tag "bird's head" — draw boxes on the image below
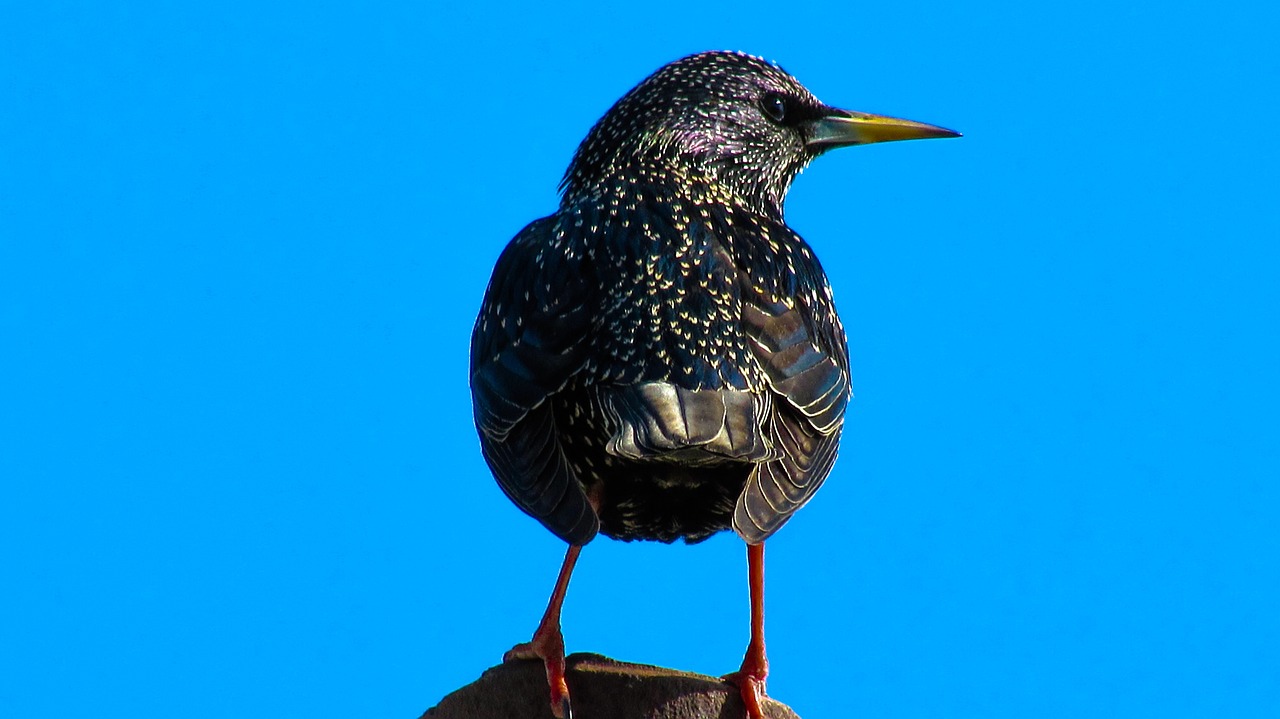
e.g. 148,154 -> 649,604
561,51 -> 959,217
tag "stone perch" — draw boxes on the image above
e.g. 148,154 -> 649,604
422,653 -> 801,719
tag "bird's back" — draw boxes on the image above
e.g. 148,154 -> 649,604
471,173 -> 849,545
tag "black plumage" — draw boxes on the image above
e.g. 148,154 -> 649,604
473,52 -> 856,546
468,51 -> 957,718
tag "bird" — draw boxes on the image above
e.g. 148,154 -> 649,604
470,50 -> 958,719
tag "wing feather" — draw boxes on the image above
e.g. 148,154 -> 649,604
732,218 -> 851,542
470,217 -> 599,544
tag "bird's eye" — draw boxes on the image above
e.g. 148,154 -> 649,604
760,93 -> 788,123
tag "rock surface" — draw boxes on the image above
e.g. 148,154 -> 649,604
421,653 -> 800,719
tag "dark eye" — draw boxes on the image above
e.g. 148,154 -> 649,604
760,92 -> 788,123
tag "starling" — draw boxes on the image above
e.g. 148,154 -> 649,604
470,51 -> 957,718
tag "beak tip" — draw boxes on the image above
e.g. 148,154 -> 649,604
922,124 -> 962,140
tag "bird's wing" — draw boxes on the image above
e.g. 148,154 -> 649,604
733,223 -> 851,543
470,216 -> 599,544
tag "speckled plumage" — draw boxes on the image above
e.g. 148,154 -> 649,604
471,52 -> 929,547
469,51 -> 958,719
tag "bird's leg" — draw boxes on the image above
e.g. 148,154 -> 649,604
504,543 -> 583,719
723,541 -> 769,719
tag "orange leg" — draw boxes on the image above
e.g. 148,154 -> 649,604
723,541 -> 769,719
504,544 -> 582,719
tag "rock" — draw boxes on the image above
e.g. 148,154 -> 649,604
422,653 -> 800,719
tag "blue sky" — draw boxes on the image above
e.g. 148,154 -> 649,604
2,2 -> 1277,717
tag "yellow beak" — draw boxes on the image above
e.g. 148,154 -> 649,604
804,109 -> 961,149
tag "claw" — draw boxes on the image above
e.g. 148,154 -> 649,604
722,669 -> 767,719
503,643 -> 535,663
547,663 -> 570,719
505,638 -> 571,717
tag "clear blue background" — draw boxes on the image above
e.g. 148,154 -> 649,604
2,2 -> 1277,717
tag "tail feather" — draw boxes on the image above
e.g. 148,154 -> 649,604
605,382 -> 778,466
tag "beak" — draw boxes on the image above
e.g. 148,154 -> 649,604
804,108 -> 961,149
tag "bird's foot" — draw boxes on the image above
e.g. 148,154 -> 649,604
721,670 -> 767,719
504,629 -> 572,718
722,650 -> 769,719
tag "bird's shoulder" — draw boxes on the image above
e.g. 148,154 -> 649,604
470,214 -> 599,439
